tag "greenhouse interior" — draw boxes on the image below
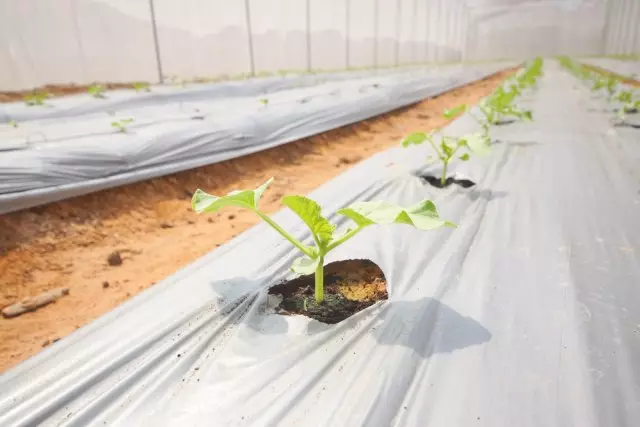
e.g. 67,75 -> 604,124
1,1 -> 639,426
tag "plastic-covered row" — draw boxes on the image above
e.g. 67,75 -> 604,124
0,63 -> 510,215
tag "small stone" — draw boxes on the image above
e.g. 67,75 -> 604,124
228,214 -> 236,220
207,218 -> 213,223
102,281 -> 110,288
42,340 -> 50,347
187,220 -> 195,225
107,251 -> 122,266
160,222 -> 173,229
52,337 -> 60,344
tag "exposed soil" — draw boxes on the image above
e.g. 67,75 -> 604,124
0,82 -> 150,103
419,174 -> 477,189
0,68 -> 515,372
269,259 -> 387,324
582,63 -> 640,88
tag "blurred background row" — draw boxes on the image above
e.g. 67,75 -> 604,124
0,0 -> 638,91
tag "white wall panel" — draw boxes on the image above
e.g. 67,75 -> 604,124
74,0 -> 158,83
153,0 -> 250,79
425,0 -> 440,62
3,0 -> 637,92
348,0 -> 375,68
249,0 -> 307,73
309,0 -> 347,70
376,0 -> 398,67
0,0 -> 157,91
397,0 -> 413,64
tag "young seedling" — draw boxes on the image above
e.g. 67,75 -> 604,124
111,118 -> 134,133
613,90 -> 640,119
402,130 -> 491,187
192,178 -> 454,304
258,98 -> 269,106
591,75 -> 620,100
88,84 -> 106,99
474,87 -> 533,126
8,120 -> 18,128
133,82 -> 151,92
24,91 -> 50,106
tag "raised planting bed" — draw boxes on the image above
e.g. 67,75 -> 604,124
0,63 -> 514,215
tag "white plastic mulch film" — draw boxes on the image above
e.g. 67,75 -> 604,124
3,0 -> 638,91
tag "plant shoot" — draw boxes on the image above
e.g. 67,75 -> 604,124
111,118 -> 134,133
192,178 -> 454,304
24,91 -> 50,106
88,84 -> 106,99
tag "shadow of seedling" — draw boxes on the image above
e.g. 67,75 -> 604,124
507,141 -> 540,148
613,122 -> 640,129
465,189 -> 507,202
372,297 -> 491,358
493,118 -> 517,126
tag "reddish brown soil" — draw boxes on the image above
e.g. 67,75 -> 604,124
0,82 -> 151,103
582,63 -> 640,88
0,69 -> 515,372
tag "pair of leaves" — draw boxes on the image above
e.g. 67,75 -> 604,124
192,178 -> 454,275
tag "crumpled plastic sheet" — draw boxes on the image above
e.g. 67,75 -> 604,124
0,63 -> 511,215
1,62 -> 639,426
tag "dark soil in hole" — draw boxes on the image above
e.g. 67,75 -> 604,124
418,174 -> 476,189
493,118 -> 516,126
615,122 -> 640,129
268,259 -> 387,324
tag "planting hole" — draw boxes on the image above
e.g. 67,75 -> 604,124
614,122 -> 640,129
417,174 -> 476,189
494,118 -> 516,126
269,259 -> 387,324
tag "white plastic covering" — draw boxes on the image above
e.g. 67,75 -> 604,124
0,1 -> 638,91
2,62 -> 640,426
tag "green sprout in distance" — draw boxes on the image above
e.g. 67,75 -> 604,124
24,91 -> 50,106
402,130 -> 491,186
258,98 -> 269,106
111,118 -> 134,133
192,178 -> 454,304
133,82 -> 151,92
476,86 -> 533,126
88,84 -> 106,99
8,120 -> 18,128
613,90 -> 640,119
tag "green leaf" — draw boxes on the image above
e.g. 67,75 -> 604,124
462,132 -> 491,156
401,132 -> 428,147
459,153 -> 470,161
281,196 -> 336,245
521,110 -> 533,121
443,104 -> 467,119
192,178 -> 273,213
440,140 -> 453,157
291,255 -> 320,274
338,200 -> 455,231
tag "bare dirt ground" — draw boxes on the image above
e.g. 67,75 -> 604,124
582,63 -> 640,87
0,69 -> 514,372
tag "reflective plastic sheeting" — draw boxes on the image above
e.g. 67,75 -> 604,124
1,62 -> 639,427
